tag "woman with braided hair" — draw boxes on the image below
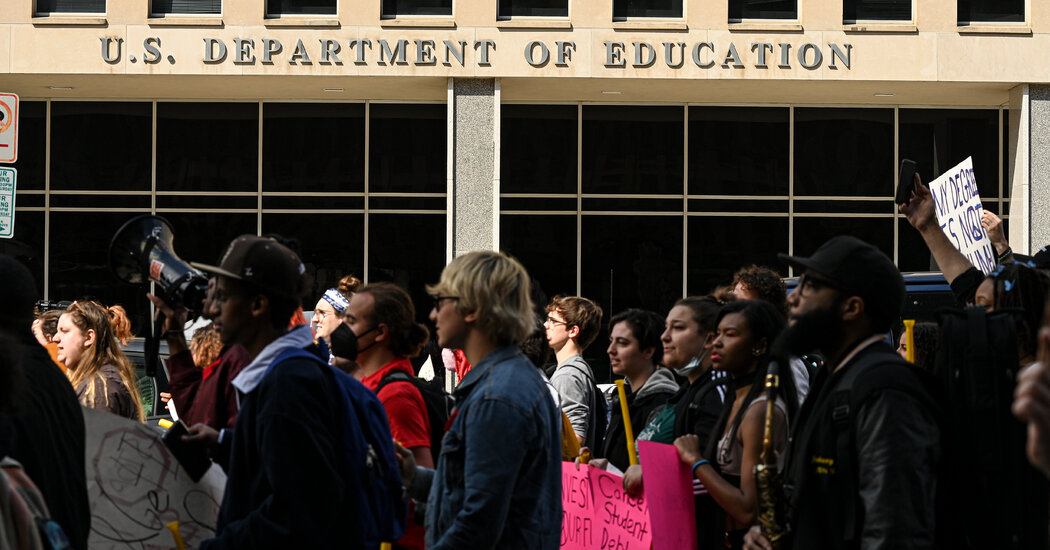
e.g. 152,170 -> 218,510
53,301 -> 144,421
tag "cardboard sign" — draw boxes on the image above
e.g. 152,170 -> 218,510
0,93 -> 17,163
561,462 -> 652,550
928,156 -> 996,273
84,407 -> 226,549
0,168 -> 14,239
638,440 -> 697,550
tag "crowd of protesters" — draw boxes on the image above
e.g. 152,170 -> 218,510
3,172 -> 1050,549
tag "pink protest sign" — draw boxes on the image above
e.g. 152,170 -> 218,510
638,440 -> 698,550
561,462 -> 653,550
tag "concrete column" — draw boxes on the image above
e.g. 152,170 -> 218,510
448,77 -> 499,259
1009,84 -> 1050,253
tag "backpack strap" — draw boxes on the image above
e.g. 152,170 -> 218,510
375,370 -> 415,395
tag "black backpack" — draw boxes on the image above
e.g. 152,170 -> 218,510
932,307 -> 1048,550
376,371 -> 455,456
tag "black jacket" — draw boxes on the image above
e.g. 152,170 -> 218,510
600,367 -> 678,472
6,329 -> 90,550
203,354 -> 360,550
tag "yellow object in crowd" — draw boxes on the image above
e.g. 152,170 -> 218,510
615,380 -> 639,466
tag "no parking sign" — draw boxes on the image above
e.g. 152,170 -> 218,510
0,93 -> 17,164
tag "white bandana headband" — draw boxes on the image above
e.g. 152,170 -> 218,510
322,288 -> 350,314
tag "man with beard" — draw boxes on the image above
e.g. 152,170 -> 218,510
744,235 -> 941,550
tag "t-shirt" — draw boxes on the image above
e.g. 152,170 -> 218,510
362,358 -> 431,449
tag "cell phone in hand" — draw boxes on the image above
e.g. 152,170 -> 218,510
162,420 -> 212,482
895,159 -> 919,206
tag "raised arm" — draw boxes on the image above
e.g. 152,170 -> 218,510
899,174 -> 974,285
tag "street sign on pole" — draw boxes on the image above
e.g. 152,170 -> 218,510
0,93 -> 18,164
0,167 -> 15,239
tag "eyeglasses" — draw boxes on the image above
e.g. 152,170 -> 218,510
430,294 -> 459,310
544,317 -> 570,327
313,310 -> 331,322
797,273 -> 846,296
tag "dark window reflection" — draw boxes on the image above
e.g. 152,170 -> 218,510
844,0 -> 910,21
14,102 -> 45,191
50,212 -> 153,335
1003,113 -> 1010,199
369,104 -> 446,194
582,106 -> 683,195
690,107 -> 789,196
266,0 -> 335,16
381,0 -> 452,17
613,0 -> 683,19
502,105 -> 577,194
958,0 -> 1023,24
36,0 -> 104,14
499,214 -> 577,301
729,0 -> 796,20
899,218 -> 936,272
3,211 -> 44,295
793,217 -> 894,271
152,0 -> 220,15
161,212 -> 257,268
498,0 -> 567,18
368,213 -> 446,327
51,102 -> 151,192
794,108 -> 893,197
899,109 -> 1000,201
157,103 -> 258,193
263,213 -> 364,301
686,216 -> 788,295
264,103 -> 365,193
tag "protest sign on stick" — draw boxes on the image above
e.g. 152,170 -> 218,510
638,440 -> 697,550
927,156 -> 996,273
84,407 -> 225,549
561,462 -> 653,550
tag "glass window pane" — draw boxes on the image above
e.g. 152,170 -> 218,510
613,0 -> 683,19
498,0 -> 567,18
13,102 -> 45,191
499,214 -> 577,300
263,103 -> 365,193
689,107 -> 789,196
368,213 -> 446,326
582,106 -> 683,195
262,213 -> 364,301
267,0 -> 335,16
51,102 -> 151,192
794,108 -> 894,197
793,217 -> 895,270
151,0 -> 220,15
2,211 -> 45,296
501,105 -> 577,194
157,103 -> 258,193
686,216 -> 788,295
898,218 -> 936,272
36,0 -> 104,14
381,0 -> 452,17
958,0 -> 1023,24
844,0 -> 910,21
729,0 -> 796,20
49,212 -> 154,335
161,212 -> 258,268
899,109 -> 1000,202
369,104 -> 446,194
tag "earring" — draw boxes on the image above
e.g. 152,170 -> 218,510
752,348 -> 762,356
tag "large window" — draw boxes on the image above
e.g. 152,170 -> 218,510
958,0 -> 1024,24
151,0 -> 220,15
267,0 -> 336,16
381,0 -> 452,17
844,0 -> 910,21
729,0 -> 796,20
613,0 -> 683,19
498,0 -> 567,18
35,0 -> 104,14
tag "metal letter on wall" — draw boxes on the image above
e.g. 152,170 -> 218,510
100,37 -> 123,64
203,38 -> 227,64
797,43 -> 823,69
525,41 -> 550,67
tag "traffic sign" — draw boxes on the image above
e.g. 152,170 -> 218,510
0,93 -> 18,164
0,168 -> 15,239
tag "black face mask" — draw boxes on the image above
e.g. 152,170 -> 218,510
329,323 -> 378,361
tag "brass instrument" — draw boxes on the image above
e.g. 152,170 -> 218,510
754,362 -> 788,548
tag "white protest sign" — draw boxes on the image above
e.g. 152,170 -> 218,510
927,156 -> 996,274
83,407 -> 226,550
0,93 -> 17,163
0,168 -> 13,239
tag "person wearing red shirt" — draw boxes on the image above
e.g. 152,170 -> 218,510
346,281 -> 432,550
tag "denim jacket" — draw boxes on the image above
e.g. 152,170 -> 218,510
412,346 -> 561,550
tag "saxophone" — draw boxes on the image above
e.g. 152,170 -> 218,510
754,362 -> 788,548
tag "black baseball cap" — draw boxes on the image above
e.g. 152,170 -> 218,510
1014,245 -> 1050,270
192,235 -> 306,298
778,235 -> 904,332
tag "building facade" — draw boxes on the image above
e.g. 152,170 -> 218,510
0,0 -> 1046,373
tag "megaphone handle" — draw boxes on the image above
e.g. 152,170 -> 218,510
145,311 -> 164,383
